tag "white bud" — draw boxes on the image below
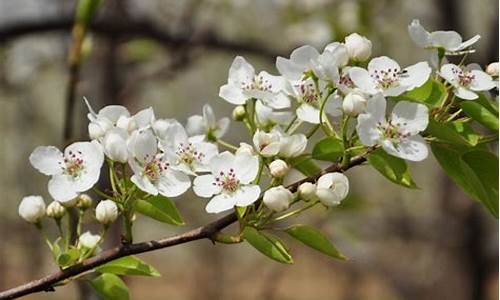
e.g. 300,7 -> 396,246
342,92 -> 367,116
78,231 -> 100,249
344,33 -> 372,62
232,105 -> 246,121
95,200 -> 119,225
253,130 -> 281,157
102,128 -> 128,163
18,195 -> 46,223
76,194 -> 93,210
316,172 -> 349,206
46,201 -> 66,219
236,142 -> 256,156
298,182 -> 317,201
486,62 -> 499,77
263,186 -> 293,212
269,159 -> 289,177
88,123 -> 105,140
59,196 -> 78,208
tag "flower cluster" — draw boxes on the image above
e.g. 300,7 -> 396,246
17,19 -> 498,279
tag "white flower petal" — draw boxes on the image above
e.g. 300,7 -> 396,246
429,31 -> 462,50
202,104 -> 216,128
131,174 -> 158,195
98,105 -> 130,123
133,107 -> 155,129
391,101 -> 429,135
400,62 -> 432,90
206,194 -> 237,213
349,67 -> 378,94
279,134 -> 307,158
456,35 -> 480,51
368,56 -> 400,74
186,115 -> 204,136
297,104 -> 320,124
29,146 -> 64,175
454,87 -> 478,100
130,129 -> 157,164
215,117 -> 230,139
193,174 -> 221,197
208,151 -> 235,175
356,115 -> 381,147
469,70 -> 496,91
228,56 -> 255,86
383,135 -> 429,161
234,153 -> 259,184
234,185 -> 261,207
219,84 -> 247,105
48,175 -> 79,202
408,19 -> 430,48
440,64 -> 459,85
157,170 -> 191,197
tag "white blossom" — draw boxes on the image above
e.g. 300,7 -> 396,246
78,231 -> 100,249
349,56 -> 431,97
298,182 -> 316,201
408,19 -> 480,54
193,151 -> 261,213
102,128 -> 128,163
30,141 -> 104,203
128,129 -> 191,197
255,100 -> 294,127
219,56 -> 290,109
18,195 -> 46,223
356,94 -> 429,161
95,200 -> 118,225
263,186 -> 293,212
253,129 -> 281,157
185,104 -> 230,141
271,126 -> 308,158
342,91 -> 367,116
316,172 -> 349,206
269,159 -> 289,178
344,33 -> 372,62
159,121 -> 218,175
486,62 -> 499,77
440,63 -> 496,100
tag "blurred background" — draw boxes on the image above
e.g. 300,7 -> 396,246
0,0 -> 498,299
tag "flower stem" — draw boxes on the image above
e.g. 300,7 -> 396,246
285,115 -> 298,133
217,139 -> 238,151
306,124 -> 320,138
269,201 -> 319,224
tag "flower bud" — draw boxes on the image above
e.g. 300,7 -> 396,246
78,231 -> 100,249
253,130 -> 280,157
298,182 -> 316,201
232,105 -> 246,121
316,172 -> 349,206
76,194 -> 93,210
486,62 -> 499,77
269,159 -> 289,177
236,143 -> 256,156
46,201 -> 66,219
95,200 -> 119,225
102,128 -> 128,163
18,195 -> 46,223
342,92 -> 367,116
344,33 -> 372,62
263,186 -> 293,212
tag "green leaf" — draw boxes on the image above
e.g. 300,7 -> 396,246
285,224 -> 346,260
395,79 -> 445,107
460,101 -> 499,131
312,137 -> 344,162
426,120 -> 480,146
90,273 -> 129,300
367,149 -> 417,188
461,150 -> 499,217
243,226 -> 293,264
95,256 -> 161,277
235,206 -> 247,219
57,247 -> 80,268
431,143 -> 498,218
288,154 -> 321,177
134,195 -> 184,225
476,93 -> 499,115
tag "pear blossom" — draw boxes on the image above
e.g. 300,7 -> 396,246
159,121 -> 218,175
316,173 -> 349,206
18,195 -> 46,223
263,186 -> 293,212
127,129 -> 191,197
253,129 -> 281,157
255,100 -> 294,127
344,33 -> 372,62
356,94 -> 429,161
408,19 -> 480,54
78,231 -> 101,249
298,182 -> 316,201
193,151 -> 261,213
439,63 -> 496,100
46,201 -> 66,219
271,126 -> 307,158
276,45 -> 340,82
219,56 -> 290,109
236,142 -> 256,156
102,128 -> 128,163
324,42 -> 349,67
30,141 -> 104,203
185,104 -> 230,141
486,62 -> 499,77
269,159 -> 289,178
95,200 -> 119,225
342,91 -> 367,116
349,56 -> 431,97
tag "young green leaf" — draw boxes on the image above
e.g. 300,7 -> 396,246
134,195 -> 184,225
57,248 -> 80,268
460,101 -> 499,131
312,137 -> 344,162
95,256 -> 161,277
288,154 -> 322,177
285,224 -> 346,260
90,273 -> 129,300
394,79 -> 445,107
367,149 -> 418,188
243,226 -> 293,264
426,120 -> 480,146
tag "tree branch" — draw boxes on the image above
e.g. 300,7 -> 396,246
0,16 -> 284,59
0,155 -> 366,300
